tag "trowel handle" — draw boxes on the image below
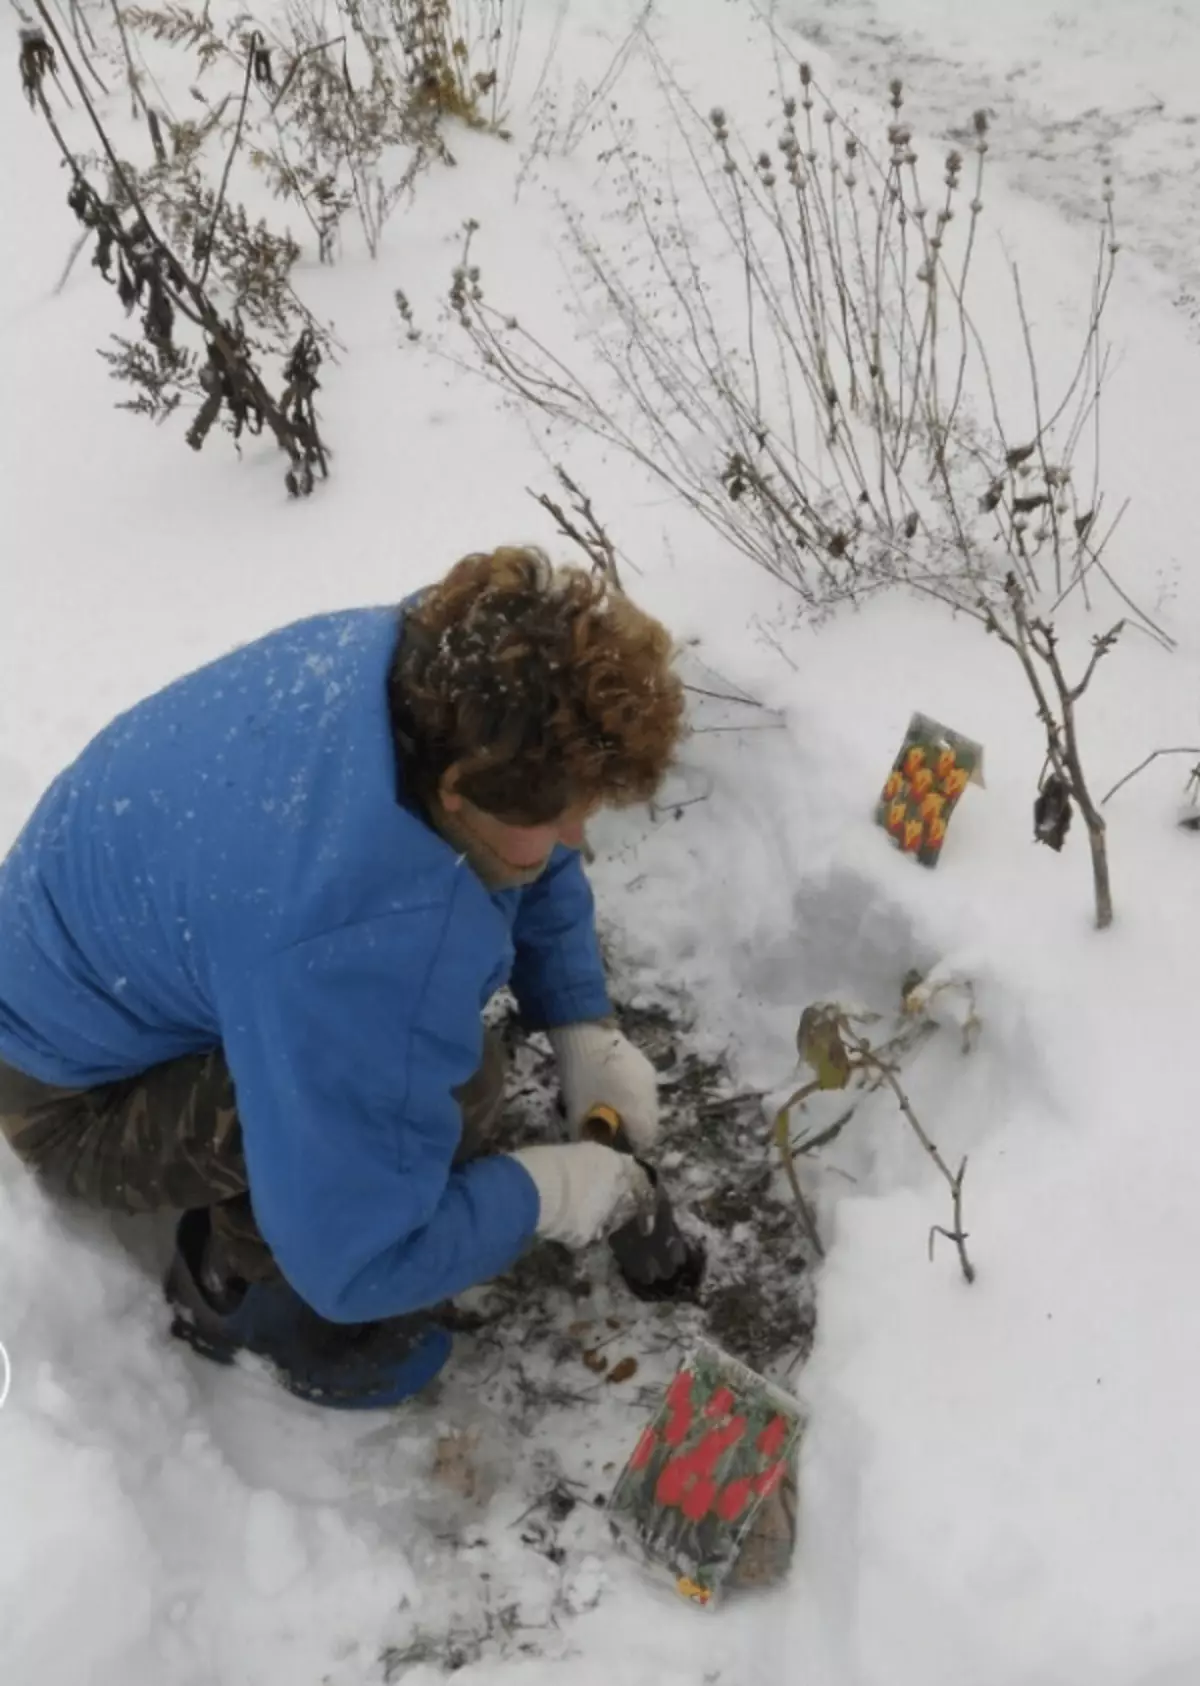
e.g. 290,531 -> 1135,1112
581,1104 -> 629,1150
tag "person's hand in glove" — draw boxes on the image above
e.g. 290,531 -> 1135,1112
507,1141 -> 656,1249
548,1021 -> 660,1155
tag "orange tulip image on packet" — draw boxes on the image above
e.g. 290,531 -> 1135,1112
874,711 -> 984,868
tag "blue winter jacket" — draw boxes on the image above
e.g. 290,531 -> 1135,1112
0,608 -> 612,1320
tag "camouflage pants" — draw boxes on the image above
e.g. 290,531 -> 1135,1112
0,1032 -> 508,1284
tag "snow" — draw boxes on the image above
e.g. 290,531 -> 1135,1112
5,0 -> 1200,1682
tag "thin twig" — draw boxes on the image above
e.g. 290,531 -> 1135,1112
1102,747 -> 1200,806
681,683 -> 764,709
270,32 -> 346,111
52,227 -> 88,294
197,31 -> 258,290
60,0 -> 107,93
528,465 -> 623,589
773,1086 -> 826,1258
108,0 -> 142,114
843,1028 -> 975,1284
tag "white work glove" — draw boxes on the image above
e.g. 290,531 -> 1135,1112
548,1021 -> 661,1155
507,1141 -> 656,1250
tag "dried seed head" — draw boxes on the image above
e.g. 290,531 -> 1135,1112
973,109 -> 989,136
799,62 -> 812,86
845,136 -> 859,159
757,150 -> 772,171
783,95 -> 797,118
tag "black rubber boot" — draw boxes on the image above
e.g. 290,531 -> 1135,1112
165,1209 -> 452,1408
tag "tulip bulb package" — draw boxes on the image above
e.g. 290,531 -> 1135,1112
875,711 -> 984,867
606,1339 -> 804,1608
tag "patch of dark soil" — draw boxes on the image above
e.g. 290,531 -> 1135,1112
475,994 -> 819,1386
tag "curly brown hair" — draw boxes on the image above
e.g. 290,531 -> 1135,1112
389,547 -> 685,825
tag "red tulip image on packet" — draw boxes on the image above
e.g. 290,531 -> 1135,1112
874,711 -> 984,868
606,1339 -> 805,1608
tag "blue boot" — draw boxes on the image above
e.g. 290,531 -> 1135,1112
165,1209 -> 452,1409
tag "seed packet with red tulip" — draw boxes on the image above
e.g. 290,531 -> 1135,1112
606,1339 -> 805,1608
874,711 -> 984,868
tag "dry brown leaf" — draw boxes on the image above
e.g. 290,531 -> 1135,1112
431,1427 -> 480,1499
606,1357 -> 638,1385
582,1349 -> 608,1374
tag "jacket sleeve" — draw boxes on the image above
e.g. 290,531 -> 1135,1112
509,844 -> 612,1030
216,892 -> 540,1323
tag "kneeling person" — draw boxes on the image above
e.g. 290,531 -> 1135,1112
0,548 -> 684,1407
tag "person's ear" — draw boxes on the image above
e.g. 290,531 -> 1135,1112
438,764 -> 464,813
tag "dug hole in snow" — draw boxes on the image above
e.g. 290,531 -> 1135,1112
5,0 -> 1200,1682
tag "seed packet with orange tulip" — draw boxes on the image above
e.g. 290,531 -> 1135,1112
606,1339 -> 805,1607
875,712 -> 984,868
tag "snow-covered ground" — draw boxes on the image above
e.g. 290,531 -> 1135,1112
4,0 -> 1200,1682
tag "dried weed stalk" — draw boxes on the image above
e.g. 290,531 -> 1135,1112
449,41 -> 1164,641
124,0 -> 435,261
22,11 -> 330,494
391,0 -> 525,135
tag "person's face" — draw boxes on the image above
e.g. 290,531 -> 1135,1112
438,782 -> 592,876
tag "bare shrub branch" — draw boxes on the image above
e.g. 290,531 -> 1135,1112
985,574 -> 1120,928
